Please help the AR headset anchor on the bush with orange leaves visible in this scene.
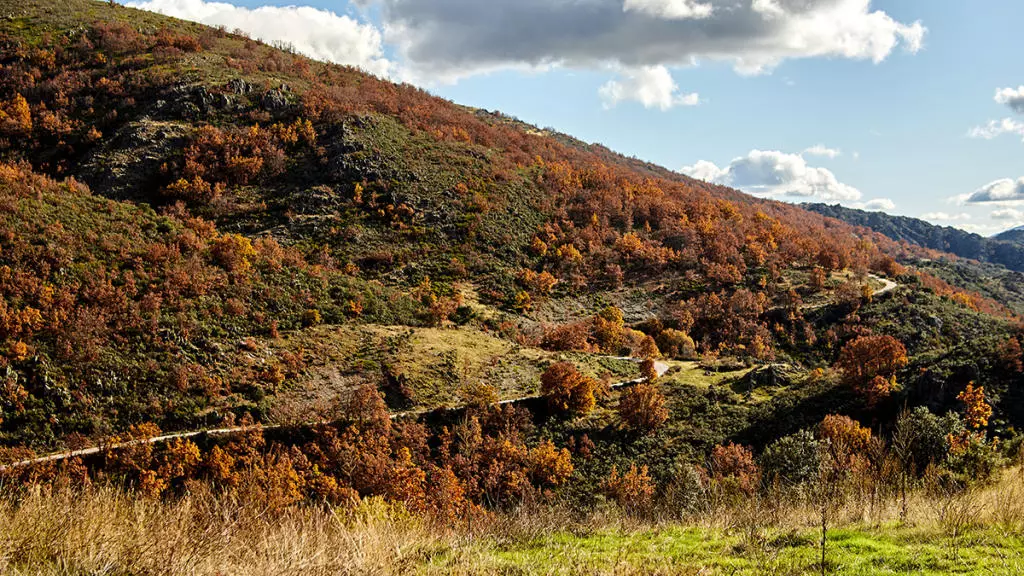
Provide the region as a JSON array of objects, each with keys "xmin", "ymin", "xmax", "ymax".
[
  {"xmin": 528, "ymin": 439, "xmax": 574, "ymax": 488},
  {"xmin": 835, "ymin": 335, "xmax": 908, "ymax": 406},
  {"xmin": 709, "ymin": 442, "xmax": 760, "ymax": 496},
  {"xmin": 0, "ymin": 94, "xmax": 32, "ymax": 135},
  {"xmin": 617, "ymin": 382, "xmax": 668, "ymax": 433},
  {"xmin": 818, "ymin": 414, "xmax": 878, "ymax": 479},
  {"xmin": 540, "ymin": 362, "xmax": 599, "ymax": 415},
  {"xmin": 603, "ymin": 463, "xmax": 656, "ymax": 513},
  {"xmin": 958, "ymin": 383, "xmax": 992, "ymax": 430}
]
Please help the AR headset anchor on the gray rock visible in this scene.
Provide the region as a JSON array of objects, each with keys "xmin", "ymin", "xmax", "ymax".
[
  {"xmin": 227, "ymin": 78, "xmax": 253, "ymax": 95},
  {"xmin": 262, "ymin": 88, "xmax": 288, "ymax": 111}
]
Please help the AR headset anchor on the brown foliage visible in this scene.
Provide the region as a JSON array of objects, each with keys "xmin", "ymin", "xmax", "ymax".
[
  {"xmin": 617, "ymin": 382, "xmax": 668, "ymax": 432},
  {"xmin": 540, "ymin": 362, "xmax": 598, "ymax": 415}
]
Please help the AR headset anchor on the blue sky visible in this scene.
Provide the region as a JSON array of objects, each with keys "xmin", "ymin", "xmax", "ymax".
[{"xmin": 129, "ymin": 0, "xmax": 1023, "ymax": 235}]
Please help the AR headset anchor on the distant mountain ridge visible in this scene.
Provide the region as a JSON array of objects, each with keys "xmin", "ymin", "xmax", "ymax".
[
  {"xmin": 802, "ymin": 203, "xmax": 1024, "ymax": 273},
  {"xmin": 994, "ymin": 225, "xmax": 1024, "ymax": 245}
]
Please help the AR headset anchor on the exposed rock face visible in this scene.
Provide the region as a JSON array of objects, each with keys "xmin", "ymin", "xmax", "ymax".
[
  {"xmin": 78, "ymin": 118, "xmax": 192, "ymax": 201},
  {"xmin": 262, "ymin": 88, "xmax": 288, "ymax": 111},
  {"xmin": 227, "ymin": 78, "xmax": 253, "ymax": 95}
]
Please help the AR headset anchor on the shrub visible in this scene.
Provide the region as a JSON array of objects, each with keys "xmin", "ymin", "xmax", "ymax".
[
  {"xmin": 540, "ymin": 362, "xmax": 598, "ymax": 415},
  {"xmin": 760, "ymin": 430, "xmax": 820, "ymax": 487},
  {"xmin": 617, "ymin": 382, "xmax": 668, "ymax": 433},
  {"xmin": 603, "ymin": 463, "xmax": 655, "ymax": 513},
  {"xmin": 710, "ymin": 442, "xmax": 760, "ymax": 496},
  {"xmin": 528, "ymin": 439, "xmax": 574, "ymax": 488}
]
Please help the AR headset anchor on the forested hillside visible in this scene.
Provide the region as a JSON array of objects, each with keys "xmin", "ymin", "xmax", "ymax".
[
  {"xmin": 0, "ymin": 0, "xmax": 1021, "ymax": 537},
  {"xmin": 804, "ymin": 202, "xmax": 1024, "ymax": 272}
]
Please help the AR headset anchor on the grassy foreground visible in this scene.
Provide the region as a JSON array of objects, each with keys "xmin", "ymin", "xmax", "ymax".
[{"xmin": 3, "ymin": 469, "xmax": 1024, "ymax": 575}]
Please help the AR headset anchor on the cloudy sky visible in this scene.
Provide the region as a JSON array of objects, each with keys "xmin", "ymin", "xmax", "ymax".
[{"xmin": 128, "ymin": 0, "xmax": 1023, "ymax": 235}]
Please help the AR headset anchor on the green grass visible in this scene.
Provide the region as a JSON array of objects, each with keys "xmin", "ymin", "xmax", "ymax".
[{"xmin": 441, "ymin": 524, "xmax": 1024, "ymax": 575}]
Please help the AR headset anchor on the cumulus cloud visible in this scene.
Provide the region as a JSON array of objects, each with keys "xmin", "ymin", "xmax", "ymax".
[
  {"xmin": 959, "ymin": 177, "xmax": 1024, "ymax": 204},
  {"xmin": 682, "ymin": 149, "xmax": 862, "ymax": 202},
  {"xmin": 968, "ymin": 118, "xmax": 1024, "ymax": 142},
  {"xmin": 991, "ymin": 208, "xmax": 1024, "ymax": 221},
  {"xmin": 995, "ymin": 86, "xmax": 1024, "ymax": 114},
  {"xmin": 921, "ymin": 212, "xmax": 971, "ymax": 222},
  {"xmin": 803, "ymin": 145, "xmax": 841, "ymax": 158},
  {"xmin": 599, "ymin": 66, "xmax": 699, "ymax": 110},
  {"xmin": 126, "ymin": 0, "xmax": 391, "ymax": 76},
  {"xmin": 856, "ymin": 198, "xmax": 896, "ymax": 212},
  {"xmin": 366, "ymin": 0, "xmax": 925, "ymax": 81},
  {"xmin": 623, "ymin": 0, "xmax": 713, "ymax": 20}
]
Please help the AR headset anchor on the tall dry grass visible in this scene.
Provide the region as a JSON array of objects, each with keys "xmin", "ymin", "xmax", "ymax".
[{"xmin": 1, "ymin": 468, "xmax": 1023, "ymax": 575}]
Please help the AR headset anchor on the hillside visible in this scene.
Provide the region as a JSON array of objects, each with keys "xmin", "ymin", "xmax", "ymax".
[
  {"xmin": 995, "ymin": 225, "xmax": 1024, "ymax": 245},
  {"xmin": 0, "ymin": 1, "xmax": 1022, "ymax": 558},
  {"xmin": 804, "ymin": 202, "xmax": 1024, "ymax": 272}
]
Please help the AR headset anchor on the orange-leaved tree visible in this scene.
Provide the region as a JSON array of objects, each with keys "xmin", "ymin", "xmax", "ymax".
[
  {"xmin": 540, "ymin": 362, "xmax": 599, "ymax": 415},
  {"xmin": 958, "ymin": 383, "xmax": 992, "ymax": 430},
  {"xmin": 617, "ymin": 382, "xmax": 668, "ymax": 433},
  {"xmin": 835, "ymin": 335, "xmax": 908, "ymax": 406}
]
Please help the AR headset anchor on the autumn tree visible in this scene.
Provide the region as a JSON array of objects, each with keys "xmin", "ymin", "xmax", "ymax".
[
  {"xmin": 592, "ymin": 306, "xmax": 625, "ymax": 353},
  {"xmin": 540, "ymin": 362, "xmax": 598, "ymax": 415},
  {"xmin": 603, "ymin": 463, "xmax": 655, "ymax": 513},
  {"xmin": 656, "ymin": 328, "xmax": 696, "ymax": 360},
  {"xmin": 639, "ymin": 358, "xmax": 659, "ymax": 382},
  {"xmin": 709, "ymin": 442, "xmax": 760, "ymax": 496},
  {"xmin": 834, "ymin": 335, "xmax": 908, "ymax": 405},
  {"xmin": 958, "ymin": 383, "xmax": 992, "ymax": 430},
  {"xmin": 617, "ymin": 382, "xmax": 668, "ymax": 433}
]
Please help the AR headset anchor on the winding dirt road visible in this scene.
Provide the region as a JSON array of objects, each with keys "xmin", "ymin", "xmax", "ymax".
[{"xmin": 0, "ymin": 358, "xmax": 669, "ymax": 473}]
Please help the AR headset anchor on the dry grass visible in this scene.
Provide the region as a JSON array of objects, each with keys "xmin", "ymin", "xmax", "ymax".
[{"xmin": 2, "ymin": 469, "xmax": 1023, "ymax": 575}]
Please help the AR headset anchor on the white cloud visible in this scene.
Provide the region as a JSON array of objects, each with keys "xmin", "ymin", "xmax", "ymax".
[
  {"xmin": 995, "ymin": 86, "xmax": 1024, "ymax": 114},
  {"xmin": 127, "ymin": 0, "xmax": 391, "ymax": 77},
  {"xmin": 992, "ymin": 208, "xmax": 1024, "ymax": 221},
  {"xmin": 368, "ymin": 0, "xmax": 925, "ymax": 82},
  {"xmin": 623, "ymin": 0, "xmax": 713, "ymax": 20},
  {"xmin": 958, "ymin": 177, "xmax": 1024, "ymax": 204},
  {"xmin": 921, "ymin": 212, "xmax": 971, "ymax": 222},
  {"xmin": 968, "ymin": 118, "xmax": 1024, "ymax": 142},
  {"xmin": 599, "ymin": 66, "xmax": 700, "ymax": 110},
  {"xmin": 803, "ymin": 145, "xmax": 841, "ymax": 158},
  {"xmin": 682, "ymin": 149, "xmax": 861, "ymax": 202},
  {"xmin": 856, "ymin": 198, "xmax": 896, "ymax": 212}
]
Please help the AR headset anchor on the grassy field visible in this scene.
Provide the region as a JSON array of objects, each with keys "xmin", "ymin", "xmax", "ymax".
[
  {"xmin": 5, "ymin": 469, "xmax": 1023, "ymax": 575},
  {"xmin": 268, "ymin": 323, "xmax": 641, "ymax": 421}
]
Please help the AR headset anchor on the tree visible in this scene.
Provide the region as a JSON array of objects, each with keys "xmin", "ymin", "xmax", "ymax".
[
  {"xmin": 835, "ymin": 335, "xmax": 908, "ymax": 405},
  {"xmin": 617, "ymin": 383, "xmax": 668, "ymax": 432},
  {"xmin": 540, "ymin": 362, "xmax": 597, "ymax": 415},
  {"xmin": 637, "ymin": 335, "xmax": 660, "ymax": 359},
  {"xmin": 639, "ymin": 358, "xmax": 659, "ymax": 382},
  {"xmin": 958, "ymin": 383, "xmax": 992, "ymax": 430},
  {"xmin": 592, "ymin": 306, "xmax": 625, "ymax": 353},
  {"xmin": 710, "ymin": 442, "xmax": 760, "ymax": 496},
  {"xmin": 656, "ymin": 328, "xmax": 696, "ymax": 360}
]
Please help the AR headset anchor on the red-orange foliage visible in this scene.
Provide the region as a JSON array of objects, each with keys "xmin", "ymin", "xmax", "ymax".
[
  {"xmin": 958, "ymin": 383, "xmax": 992, "ymax": 429},
  {"xmin": 540, "ymin": 362, "xmax": 598, "ymax": 415},
  {"xmin": 709, "ymin": 442, "xmax": 760, "ymax": 495},
  {"xmin": 835, "ymin": 335, "xmax": 908, "ymax": 404},
  {"xmin": 617, "ymin": 382, "xmax": 668, "ymax": 432},
  {"xmin": 819, "ymin": 414, "xmax": 873, "ymax": 471},
  {"xmin": 603, "ymin": 463, "xmax": 656, "ymax": 512}
]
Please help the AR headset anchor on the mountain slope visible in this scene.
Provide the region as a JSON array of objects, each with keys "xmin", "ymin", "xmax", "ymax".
[
  {"xmin": 804, "ymin": 203, "xmax": 1024, "ymax": 272},
  {"xmin": 0, "ymin": 0, "xmax": 1018, "ymax": 463}
]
